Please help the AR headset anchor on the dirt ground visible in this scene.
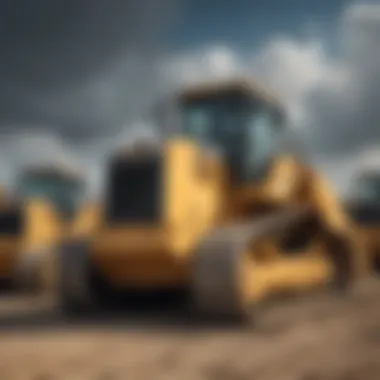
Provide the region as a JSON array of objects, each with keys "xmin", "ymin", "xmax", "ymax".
[{"xmin": 0, "ymin": 280, "xmax": 380, "ymax": 380}]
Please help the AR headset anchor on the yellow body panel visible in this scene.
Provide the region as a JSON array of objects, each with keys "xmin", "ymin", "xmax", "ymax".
[
  {"xmin": 0, "ymin": 197, "xmax": 89, "ymax": 289},
  {"xmin": 229, "ymin": 155, "xmax": 302, "ymax": 218},
  {"xmin": 0, "ymin": 198, "xmax": 65, "ymax": 283},
  {"xmin": 249, "ymin": 256, "xmax": 334, "ymax": 301},
  {"xmin": 92, "ymin": 227, "xmax": 168, "ymax": 257},
  {"xmin": 163, "ymin": 140, "xmax": 224, "ymax": 255},
  {"xmin": 21, "ymin": 198, "xmax": 64, "ymax": 253},
  {"xmin": 90, "ymin": 139, "xmax": 224, "ymax": 287},
  {"xmin": 69, "ymin": 202, "xmax": 102, "ymax": 240},
  {"xmin": 88, "ymin": 135, "xmax": 363, "ymax": 289},
  {"xmin": 0, "ymin": 165, "xmax": 87, "ymax": 290}
]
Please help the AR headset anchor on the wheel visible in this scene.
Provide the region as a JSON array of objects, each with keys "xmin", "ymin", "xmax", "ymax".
[{"xmin": 191, "ymin": 230, "xmax": 259, "ymax": 324}]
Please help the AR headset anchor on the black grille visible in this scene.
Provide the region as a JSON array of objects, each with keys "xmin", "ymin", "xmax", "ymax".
[
  {"xmin": 0, "ymin": 207, "xmax": 23, "ymax": 235},
  {"xmin": 105, "ymin": 156, "xmax": 162, "ymax": 223}
]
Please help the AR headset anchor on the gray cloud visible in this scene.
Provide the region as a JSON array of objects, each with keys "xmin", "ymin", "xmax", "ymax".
[
  {"xmin": 0, "ymin": 0, "xmax": 180, "ymax": 140},
  {"xmin": 235, "ymin": 3, "xmax": 380, "ymax": 191},
  {"xmin": 303, "ymin": 3, "xmax": 380, "ymax": 155},
  {"xmin": 2, "ymin": 1, "xmax": 380, "ymax": 197}
]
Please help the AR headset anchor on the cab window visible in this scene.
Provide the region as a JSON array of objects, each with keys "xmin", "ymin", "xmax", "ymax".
[{"xmin": 244, "ymin": 111, "xmax": 279, "ymax": 179}]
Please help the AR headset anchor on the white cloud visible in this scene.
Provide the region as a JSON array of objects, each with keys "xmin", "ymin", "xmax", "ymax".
[
  {"xmin": 11, "ymin": 133, "xmax": 78, "ymax": 168},
  {"xmin": 0, "ymin": 129, "xmax": 83, "ymax": 188},
  {"xmin": 251, "ymin": 38, "xmax": 330, "ymax": 125},
  {"xmin": 163, "ymin": 45, "xmax": 242, "ymax": 87}
]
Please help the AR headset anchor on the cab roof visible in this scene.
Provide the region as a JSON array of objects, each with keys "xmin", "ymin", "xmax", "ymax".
[
  {"xmin": 178, "ymin": 77, "xmax": 284, "ymax": 114},
  {"xmin": 21, "ymin": 163, "xmax": 84, "ymax": 184}
]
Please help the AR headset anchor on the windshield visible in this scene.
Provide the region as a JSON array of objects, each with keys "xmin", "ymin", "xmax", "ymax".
[
  {"xmin": 352, "ymin": 175, "xmax": 380, "ymax": 203},
  {"xmin": 17, "ymin": 174, "xmax": 83, "ymax": 219},
  {"xmin": 180, "ymin": 93, "xmax": 281, "ymax": 181},
  {"xmin": 181, "ymin": 94, "xmax": 249, "ymax": 150}
]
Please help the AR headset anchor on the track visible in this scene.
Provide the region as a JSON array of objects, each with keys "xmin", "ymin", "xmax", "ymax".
[{"xmin": 0, "ymin": 280, "xmax": 380, "ymax": 380}]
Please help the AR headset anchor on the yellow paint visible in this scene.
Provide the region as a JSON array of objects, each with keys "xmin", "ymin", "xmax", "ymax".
[
  {"xmin": 163, "ymin": 139, "xmax": 224, "ymax": 255},
  {"xmin": 0, "ymin": 172, "xmax": 88, "ymax": 287},
  {"xmin": 77, "ymin": 78, "xmax": 368, "ymax": 304},
  {"xmin": 249, "ymin": 256, "xmax": 334, "ymax": 301},
  {"xmin": 21, "ymin": 198, "xmax": 64, "ymax": 253},
  {"xmin": 90, "ymin": 137, "xmax": 225, "ymax": 288},
  {"xmin": 69, "ymin": 201, "xmax": 102, "ymax": 239},
  {"xmin": 89, "ymin": 136, "xmax": 352, "ymax": 291}
]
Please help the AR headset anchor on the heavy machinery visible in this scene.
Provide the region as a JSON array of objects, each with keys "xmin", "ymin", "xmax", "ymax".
[
  {"xmin": 69, "ymin": 200, "xmax": 102, "ymax": 241},
  {"xmin": 0, "ymin": 163, "xmax": 86, "ymax": 292},
  {"xmin": 345, "ymin": 168, "xmax": 380, "ymax": 273},
  {"xmin": 57, "ymin": 78, "xmax": 369, "ymax": 322}
]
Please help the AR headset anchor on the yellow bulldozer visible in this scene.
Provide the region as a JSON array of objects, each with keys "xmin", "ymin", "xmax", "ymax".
[
  {"xmin": 0, "ymin": 163, "xmax": 87, "ymax": 292},
  {"xmin": 56, "ymin": 78, "xmax": 369, "ymax": 322},
  {"xmin": 345, "ymin": 167, "xmax": 380, "ymax": 273}
]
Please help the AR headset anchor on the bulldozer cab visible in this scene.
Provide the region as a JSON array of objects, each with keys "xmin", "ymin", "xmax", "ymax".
[
  {"xmin": 155, "ymin": 79, "xmax": 285, "ymax": 183},
  {"xmin": 15, "ymin": 164, "xmax": 85, "ymax": 221}
]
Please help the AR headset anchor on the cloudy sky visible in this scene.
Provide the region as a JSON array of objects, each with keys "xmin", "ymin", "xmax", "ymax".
[{"xmin": 0, "ymin": 0, "xmax": 379, "ymax": 196}]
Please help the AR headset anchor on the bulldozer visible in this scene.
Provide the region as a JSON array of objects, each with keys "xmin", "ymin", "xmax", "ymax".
[
  {"xmin": 56, "ymin": 78, "xmax": 369, "ymax": 322},
  {"xmin": 345, "ymin": 167, "xmax": 380, "ymax": 273},
  {"xmin": 0, "ymin": 163, "xmax": 87, "ymax": 292}
]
